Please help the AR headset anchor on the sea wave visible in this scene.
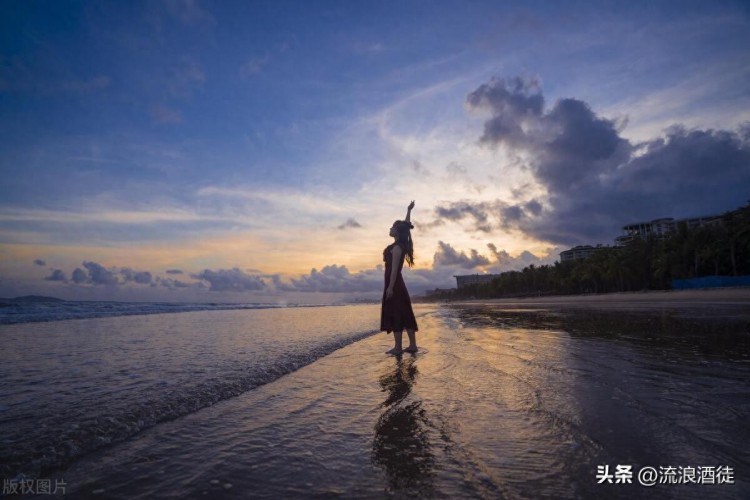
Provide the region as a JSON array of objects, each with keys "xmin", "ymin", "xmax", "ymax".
[
  {"xmin": 1, "ymin": 323, "xmax": 380, "ymax": 481},
  {"xmin": 0, "ymin": 299, "xmax": 329, "ymax": 325}
]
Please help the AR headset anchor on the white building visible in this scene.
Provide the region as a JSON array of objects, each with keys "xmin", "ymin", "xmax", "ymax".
[
  {"xmin": 615, "ymin": 215, "xmax": 722, "ymax": 245},
  {"xmin": 559, "ymin": 245, "xmax": 606, "ymax": 262}
]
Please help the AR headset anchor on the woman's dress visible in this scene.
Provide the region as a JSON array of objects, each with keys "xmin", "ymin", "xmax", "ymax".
[{"xmin": 380, "ymin": 242, "xmax": 418, "ymax": 333}]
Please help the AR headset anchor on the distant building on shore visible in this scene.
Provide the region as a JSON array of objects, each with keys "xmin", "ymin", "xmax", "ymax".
[
  {"xmin": 559, "ymin": 210, "xmax": 732, "ymax": 261},
  {"xmin": 559, "ymin": 245, "xmax": 608, "ymax": 262},
  {"xmin": 454, "ymin": 274, "xmax": 499, "ymax": 288},
  {"xmin": 615, "ymin": 214, "xmax": 723, "ymax": 245}
]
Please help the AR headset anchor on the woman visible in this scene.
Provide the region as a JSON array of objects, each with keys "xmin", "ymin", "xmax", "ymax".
[{"xmin": 381, "ymin": 200, "xmax": 419, "ymax": 354}]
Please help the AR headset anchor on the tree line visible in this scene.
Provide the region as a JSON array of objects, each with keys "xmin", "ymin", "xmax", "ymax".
[{"xmin": 426, "ymin": 202, "xmax": 750, "ymax": 300}]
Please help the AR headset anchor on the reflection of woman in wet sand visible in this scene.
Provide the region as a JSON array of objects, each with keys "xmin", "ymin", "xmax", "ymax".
[
  {"xmin": 372, "ymin": 357, "xmax": 435, "ymax": 492},
  {"xmin": 381, "ymin": 201, "xmax": 419, "ymax": 355}
]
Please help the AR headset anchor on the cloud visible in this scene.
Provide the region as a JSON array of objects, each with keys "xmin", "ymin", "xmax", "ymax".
[
  {"xmin": 72, "ymin": 268, "xmax": 88, "ymax": 284},
  {"xmin": 434, "ymin": 200, "xmax": 495, "ymax": 232},
  {"xmin": 430, "ymin": 198, "xmax": 545, "ymax": 233},
  {"xmin": 410, "ymin": 160, "xmax": 431, "ymax": 176},
  {"xmin": 289, "ymin": 265, "xmax": 381, "ymax": 293},
  {"xmin": 121, "ymin": 268, "xmax": 154, "ymax": 285},
  {"xmin": 337, "ymin": 218, "xmax": 362, "ymax": 230},
  {"xmin": 45, "ymin": 269, "xmax": 67, "ymax": 282},
  {"xmin": 428, "ymin": 240, "xmax": 562, "ymax": 280},
  {"xmin": 258, "ymin": 240, "xmax": 560, "ymax": 294},
  {"xmin": 52, "ymin": 261, "xmax": 155, "ymax": 287},
  {"xmin": 82, "ymin": 261, "xmax": 119, "ymax": 285},
  {"xmin": 446, "ymin": 161, "xmax": 484, "ymax": 194},
  {"xmin": 433, "ymin": 241, "xmax": 491, "ymax": 269},
  {"xmin": 485, "ymin": 243, "xmax": 562, "ymax": 272},
  {"xmin": 375, "ymin": 240, "xmax": 558, "ymax": 293},
  {"xmin": 192, "ymin": 268, "xmax": 266, "ymax": 292},
  {"xmin": 35, "ymin": 241, "xmax": 561, "ymax": 297},
  {"xmin": 467, "ymin": 76, "xmax": 630, "ymax": 193},
  {"xmin": 465, "ymin": 76, "xmax": 750, "ymax": 245},
  {"xmin": 285, "ymin": 260, "xmax": 462, "ymax": 295},
  {"xmin": 39, "ymin": 259, "xmax": 266, "ymax": 292},
  {"xmin": 466, "ymin": 76, "xmax": 545, "ymax": 149},
  {"xmin": 34, "ymin": 259, "xmax": 46, "ymax": 266}
]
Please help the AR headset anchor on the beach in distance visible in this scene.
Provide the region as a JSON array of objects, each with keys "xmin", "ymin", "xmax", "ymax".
[
  {"xmin": 447, "ymin": 287, "xmax": 750, "ymax": 314},
  {"xmin": 2, "ymin": 289, "xmax": 749, "ymax": 499}
]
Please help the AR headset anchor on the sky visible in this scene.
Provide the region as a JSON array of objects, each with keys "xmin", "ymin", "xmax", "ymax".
[{"xmin": 1, "ymin": 0, "xmax": 749, "ymax": 303}]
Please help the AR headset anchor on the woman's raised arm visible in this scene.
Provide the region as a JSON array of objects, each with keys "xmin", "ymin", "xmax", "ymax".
[{"xmin": 404, "ymin": 200, "xmax": 415, "ymax": 223}]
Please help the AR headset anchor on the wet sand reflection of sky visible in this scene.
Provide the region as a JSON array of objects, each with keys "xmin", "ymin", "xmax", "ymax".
[{"xmin": 446, "ymin": 306, "xmax": 750, "ymax": 361}]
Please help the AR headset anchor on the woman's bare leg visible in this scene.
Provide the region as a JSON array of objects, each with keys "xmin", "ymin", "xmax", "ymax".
[
  {"xmin": 386, "ymin": 330, "xmax": 403, "ymax": 354},
  {"xmin": 404, "ymin": 330, "xmax": 417, "ymax": 353}
]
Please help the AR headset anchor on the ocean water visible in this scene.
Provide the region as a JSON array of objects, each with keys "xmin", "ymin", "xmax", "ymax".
[
  {"xmin": 0, "ymin": 303, "xmax": 390, "ymax": 481},
  {"xmin": 0, "ymin": 299, "xmax": 315, "ymax": 325},
  {"xmin": 2, "ymin": 301, "xmax": 749, "ymax": 499}
]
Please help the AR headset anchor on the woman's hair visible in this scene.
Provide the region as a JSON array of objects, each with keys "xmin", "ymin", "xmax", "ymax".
[{"xmin": 393, "ymin": 220, "xmax": 415, "ymax": 267}]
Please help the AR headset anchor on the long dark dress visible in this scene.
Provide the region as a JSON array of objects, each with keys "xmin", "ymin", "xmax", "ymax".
[{"xmin": 380, "ymin": 242, "xmax": 418, "ymax": 333}]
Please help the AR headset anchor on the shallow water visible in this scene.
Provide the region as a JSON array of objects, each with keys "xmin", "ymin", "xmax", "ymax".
[
  {"xmin": 0, "ymin": 305, "xmax": 385, "ymax": 480},
  {"xmin": 425, "ymin": 306, "xmax": 750, "ymax": 498},
  {"xmin": 3, "ymin": 303, "xmax": 749, "ymax": 499}
]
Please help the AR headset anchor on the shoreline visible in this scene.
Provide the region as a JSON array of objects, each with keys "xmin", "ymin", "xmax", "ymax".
[
  {"xmin": 431, "ymin": 287, "xmax": 750, "ymax": 321},
  {"xmin": 434, "ymin": 287, "xmax": 750, "ymax": 307}
]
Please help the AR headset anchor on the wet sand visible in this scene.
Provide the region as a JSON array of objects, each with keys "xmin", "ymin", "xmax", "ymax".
[
  {"xmin": 455, "ymin": 288, "xmax": 750, "ymax": 315},
  {"xmin": 39, "ymin": 300, "xmax": 749, "ymax": 499}
]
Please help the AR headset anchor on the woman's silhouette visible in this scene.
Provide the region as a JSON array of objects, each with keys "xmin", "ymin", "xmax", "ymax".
[{"xmin": 381, "ymin": 201, "xmax": 419, "ymax": 354}]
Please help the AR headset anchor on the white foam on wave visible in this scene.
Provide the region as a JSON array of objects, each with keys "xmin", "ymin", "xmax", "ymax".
[
  {"xmin": 0, "ymin": 300, "xmax": 335, "ymax": 325},
  {"xmin": 2, "ymin": 324, "xmax": 380, "ymax": 481}
]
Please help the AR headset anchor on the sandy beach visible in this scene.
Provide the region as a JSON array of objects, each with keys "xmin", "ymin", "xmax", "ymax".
[
  {"xmin": 26, "ymin": 296, "xmax": 749, "ymax": 500},
  {"xmin": 452, "ymin": 288, "xmax": 750, "ymax": 317}
]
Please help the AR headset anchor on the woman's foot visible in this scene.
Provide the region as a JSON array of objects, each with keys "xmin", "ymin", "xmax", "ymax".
[
  {"xmin": 403, "ymin": 346, "xmax": 418, "ymax": 353},
  {"xmin": 385, "ymin": 347, "xmax": 403, "ymax": 355}
]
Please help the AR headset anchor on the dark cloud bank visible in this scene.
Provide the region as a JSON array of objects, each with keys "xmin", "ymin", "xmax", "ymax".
[
  {"xmin": 433, "ymin": 76, "xmax": 750, "ymax": 245},
  {"xmin": 41, "ymin": 238, "xmax": 551, "ymax": 295},
  {"xmin": 45, "ymin": 261, "xmax": 190, "ymax": 289}
]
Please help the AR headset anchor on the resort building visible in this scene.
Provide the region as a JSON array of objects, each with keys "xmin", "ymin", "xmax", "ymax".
[
  {"xmin": 615, "ymin": 214, "xmax": 723, "ymax": 245},
  {"xmin": 559, "ymin": 245, "xmax": 607, "ymax": 262},
  {"xmin": 454, "ymin": 274, "xmax": 499, "ymax": 288}
]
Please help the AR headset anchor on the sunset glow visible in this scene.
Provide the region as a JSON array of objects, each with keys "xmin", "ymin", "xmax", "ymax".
[{"xmin": 2, "ymin": 0, "xmax": 749, "ymax": 301}]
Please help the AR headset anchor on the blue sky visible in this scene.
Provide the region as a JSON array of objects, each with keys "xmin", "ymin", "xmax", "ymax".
[{"xmin": 1, "ymin": 0, "xmax": 749, "ymax": 302}]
